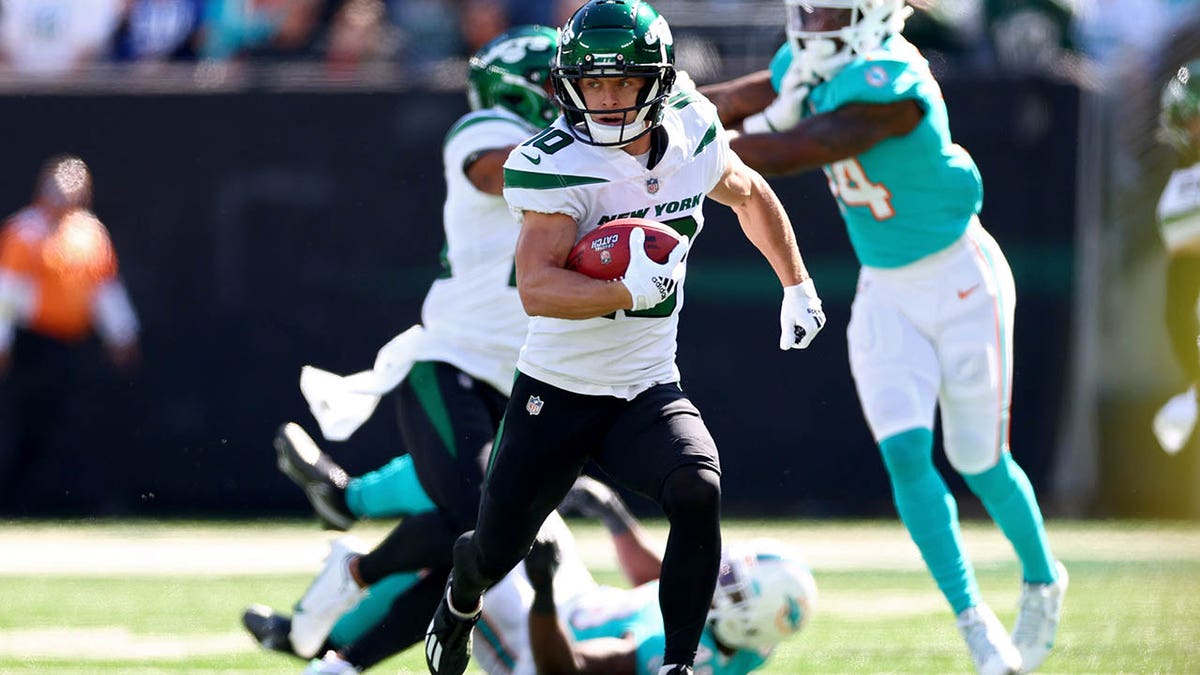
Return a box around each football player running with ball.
[423,2,826,675]
[701,2,1065,673]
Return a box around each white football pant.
[847,218,1016,475]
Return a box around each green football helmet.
[1159,59,1200,154]
[467,25,559,128]
[552,0,677,147]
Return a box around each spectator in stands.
[0,0,124,76]
[983,0,1077,76]
[112,0,204,62]
[0,155,141,513]
[198,0,325,61]
[326,0,394,74]
[459,0,508,56]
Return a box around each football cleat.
[275,422,357,531]
[658,666,694,675]
[303,650,360,674]
[290,536,368,659]
[957,603,1022,675]
[241,604,297,656]
[1012,561,1069,673]
[424,576,481,675]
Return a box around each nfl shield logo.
[645,177,660,194]
[526,395,544,416]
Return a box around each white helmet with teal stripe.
[708,539,818,652]
[784,0,913,81]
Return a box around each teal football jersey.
[568,582,769,675]
[768,37,983,268]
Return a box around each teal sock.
[963,453,1057,584]
[880,428,979,615]
[345,455,436,520]
[328,572,419,648]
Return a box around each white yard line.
[0,520,1195,576]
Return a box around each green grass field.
[0,518,1196,673]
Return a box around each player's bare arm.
[528,607,639,675]
[732,99,924,175]
[708,152,809,287]
[698,69,775,128]
[515,211,639,319]
[464,146,516,195]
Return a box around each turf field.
[0,518,1196,673]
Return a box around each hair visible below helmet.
[708,539,818,653]
[552,0,677,147]
[784,0,912,81]
[467,25,559,128]
[1159,60,1200,155]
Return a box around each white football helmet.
[708,539,818,653]
[784,0,913,80]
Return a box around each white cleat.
[290,536,368,658]
[302,650,360,674]
[957,603,1022,675]
[1012,561,1068,673]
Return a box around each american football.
[565,217,683,281]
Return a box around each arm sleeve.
[821,59,922,108]
[0,227,36,351]
[92,278,140,347]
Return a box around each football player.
[423,2,826,675]
[1152,59,1200,454]
[699,2,1067,673]
[525,535,817,675]
[263,24,562,662]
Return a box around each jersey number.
[829,158,894,220]
[522,128,573,155]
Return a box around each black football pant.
[1166,255,1200,383]
[451,372,723,668]
[356,361,507,585]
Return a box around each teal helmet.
[467,25,559,128]
[1159,60,1200,154]
[552,0,677,147]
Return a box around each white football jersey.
[502,92,730,399]
[473,511,597,675]
[415,107,542,396]
[1158,161,1200,255]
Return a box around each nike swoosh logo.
[957,284,981,300]
[521,152,541,165]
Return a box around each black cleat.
[424,577,481,675]
[242,604,296,656]
[274,422,356,531]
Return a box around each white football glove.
[779,279,826,350]
[621,227,689,312]
[742,54,816,134]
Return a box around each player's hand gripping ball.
[566,217,683,281]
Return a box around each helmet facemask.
[708,541,818,653]
[552,1,676,147]
[784,0,911,81]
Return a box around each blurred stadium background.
[0,0,1199,670]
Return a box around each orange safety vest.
[0,207,119,343]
